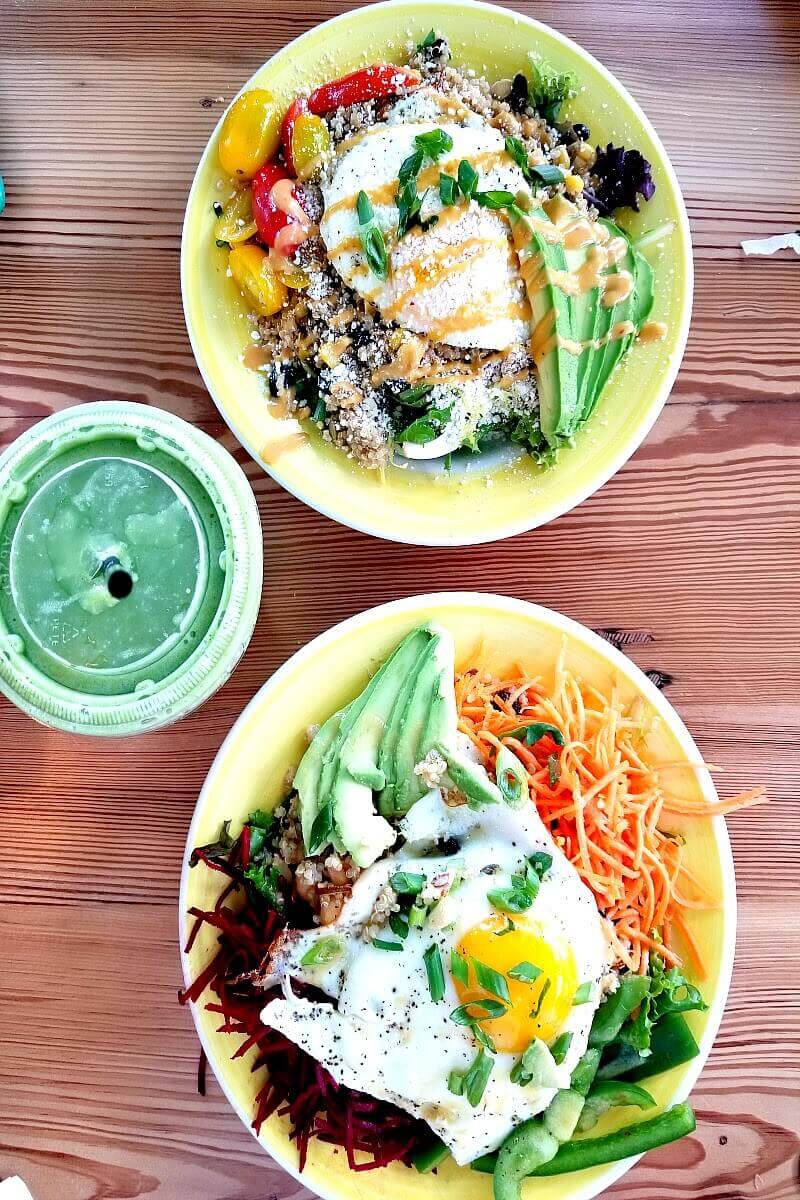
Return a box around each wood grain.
[0,1,798,1198]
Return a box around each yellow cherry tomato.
[228,244,287,316]
[214,188,257,245]
[218,89,281,179]
[291,113,331,180]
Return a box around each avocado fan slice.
[309,625,434,856]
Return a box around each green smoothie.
[0,403,262,735]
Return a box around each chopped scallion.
[550,1031,573,1064]
[450,948,470,987]
[300,936,344,966]
[471,957,511,1004]
[372,937,404,952]
[508,961,543,984]
[424,943,446,1002]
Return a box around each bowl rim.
[179,591,735,1200]
[180,0,694,547]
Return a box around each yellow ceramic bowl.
[181,1,692,546]
[180,593,733,1200]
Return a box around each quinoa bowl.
[181,2,692,544]
[179,594,740,1200]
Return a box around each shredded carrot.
[455,658,766,977]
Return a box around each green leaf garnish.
[391,870,426,895]
[457,159,479,201]
[399,147,424,186]
[415,128,454,159]
[439,173,459,205]
[424,943,446,1002]
[573,981,593,1005]
[451,948,470,987]
[301,936,344,966]
[243,862,283,910]
[528,52,576,124]
[508,961,543,984]
[356,189,388,279]
[550,1031,573,1064]
[475,189,521,213]
[246,808,275,858]
[505,722,565,747]
[417,28,437,50]
[398,403,453,444]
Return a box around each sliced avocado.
[296,709,344,853]
[391,638,443,814]
[338,631,436,791]
[513,215,579,448]
[434,741,503,809]
[329,766,396,869]
[377,638,435,816]
[543,1089,584,1142]
[314,626,433,853]
[579,221,654,424]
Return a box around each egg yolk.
[454,913,578,1053]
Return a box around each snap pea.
[588,975,650,1048]
[411,1138,450,1173]
[492,1119,559,1200]
[530,1102,696,1176]
[597,1012,700,1082]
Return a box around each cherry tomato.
[307,65,420,114]
[251,162,309,253]
[281,98,309,175]
[218,89,281,179]
[214,188,257,245]
[228,244,287,316]
[291,114,331,180]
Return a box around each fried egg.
[262,787,611,1163]
[320,121,532,351]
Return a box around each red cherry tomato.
[251,162,309,253]
[307,65,420,114]
[281,97,309,176]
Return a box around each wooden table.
[1,2,798,1197]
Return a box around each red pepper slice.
[251,162,311,258]
[281,97,309,175]
[307,64,420,115]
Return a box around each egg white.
[262,789,611,1164]
[320,120,532,351]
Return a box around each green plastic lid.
[0,402,262,735]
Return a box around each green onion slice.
[471,957,511,1004]
[424,943,446,1002]
[300,937,344,967]
[508,961,543,984]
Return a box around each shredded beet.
[181,825,430,1171]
